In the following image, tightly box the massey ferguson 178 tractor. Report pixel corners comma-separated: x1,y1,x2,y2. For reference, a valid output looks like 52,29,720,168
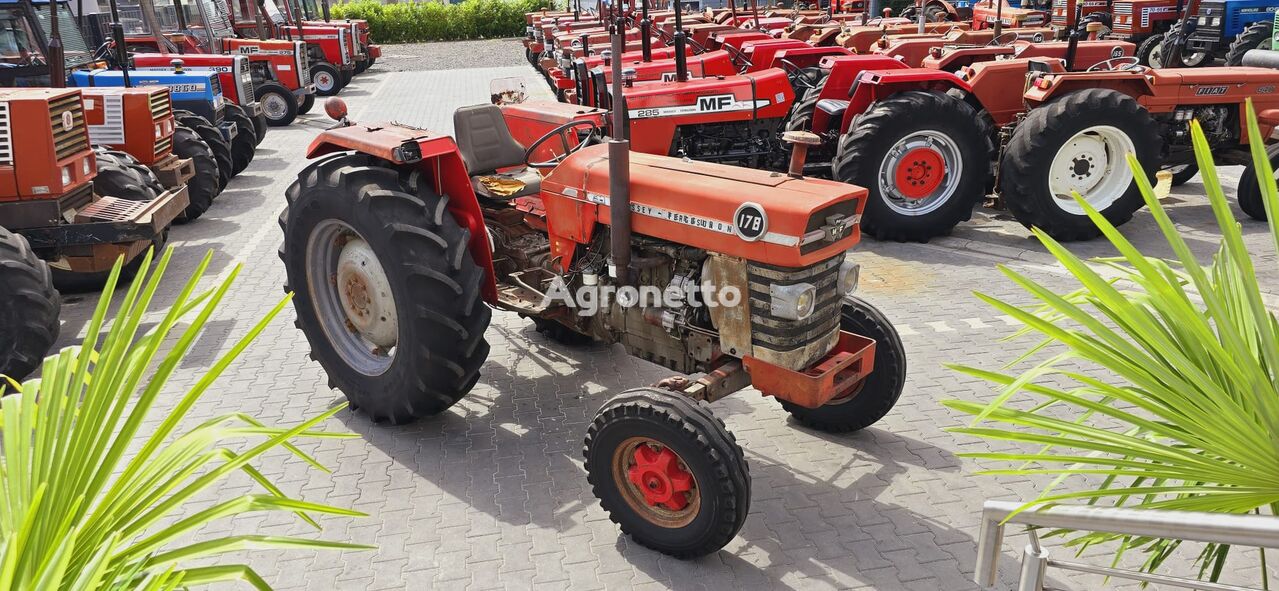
0,87,186,379
281,29,906,557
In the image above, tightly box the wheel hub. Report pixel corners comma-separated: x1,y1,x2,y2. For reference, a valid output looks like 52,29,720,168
893,146,946,200
263,94,289,120
627,443,694,511
1048,125,1134,215
335,237,397,349
316,73,334,91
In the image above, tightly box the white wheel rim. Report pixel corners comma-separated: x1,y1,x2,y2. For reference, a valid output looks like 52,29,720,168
876,130,964,216
316,72,335,91
1048,124,1135,216
262,93,290,120
307,220,398,375
1181,51,1209,66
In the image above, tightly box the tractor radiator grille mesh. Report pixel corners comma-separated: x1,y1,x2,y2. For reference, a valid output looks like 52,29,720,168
1052,0,1068,24
0,102,10,165
149,89,172,122
49,93,89,161
154,135,172,159
747,255,843,358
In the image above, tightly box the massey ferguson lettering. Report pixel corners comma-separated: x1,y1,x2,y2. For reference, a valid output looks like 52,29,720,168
628,95,770,119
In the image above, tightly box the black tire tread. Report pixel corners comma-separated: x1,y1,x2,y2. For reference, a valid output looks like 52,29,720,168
0,227,59,382
280,152,491,424
1237,143,1279,221
1000,88,1159,240
93,148,163,202
833,90,993,242
1226,21,1271,66
584,388,750,558
256,82,300,126
171,126,220,222
223,103,258,175
778,296,906,433
174,110,232,188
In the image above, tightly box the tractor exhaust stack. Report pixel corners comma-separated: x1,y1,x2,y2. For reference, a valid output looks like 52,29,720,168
607,16,631,284
1063,0,1083,70
672,0,688,82
640,0,651,61
322,0,331,21
750,0,760,30
993,0,1003,36
105,0,131,86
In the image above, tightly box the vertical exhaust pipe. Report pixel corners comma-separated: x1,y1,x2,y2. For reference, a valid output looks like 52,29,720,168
640,0,651,60
607,16,631,284
916,0,925,33
751,0,760,29
673,0,687,80
106,0,130,85
48,0,65,87
993,0,1003,36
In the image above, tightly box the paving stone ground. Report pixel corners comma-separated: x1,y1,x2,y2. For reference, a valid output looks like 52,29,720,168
49,40,1279,590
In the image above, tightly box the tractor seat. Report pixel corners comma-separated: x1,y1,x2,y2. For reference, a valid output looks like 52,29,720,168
453,104,542,200
816,99,849,121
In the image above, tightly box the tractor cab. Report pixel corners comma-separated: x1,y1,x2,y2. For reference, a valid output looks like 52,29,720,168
0,0,96,86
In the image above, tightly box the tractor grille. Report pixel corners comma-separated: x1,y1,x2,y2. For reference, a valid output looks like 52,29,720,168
49,93,89,161
1113,2,1133,33
154,135,172,158
1192,0,1225,38
0,101,11,165
209,76,223,99
747,255,843,362
236,57,255,106
149,89,172,121
1052,0,1069,25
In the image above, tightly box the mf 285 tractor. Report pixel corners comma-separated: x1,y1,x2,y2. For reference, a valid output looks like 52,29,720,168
0,88,186,379
281,29,906,557
250,0,356,95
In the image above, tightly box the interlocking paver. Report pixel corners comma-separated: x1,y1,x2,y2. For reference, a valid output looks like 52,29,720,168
43,39,1279,590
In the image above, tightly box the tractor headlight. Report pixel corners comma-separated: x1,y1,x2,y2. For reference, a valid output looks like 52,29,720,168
1197,15,1208,25
770,282,816,321
837,260,860,296
61,165,72,186
1211,16,1221,26
82,158,91,176
155,123,163,139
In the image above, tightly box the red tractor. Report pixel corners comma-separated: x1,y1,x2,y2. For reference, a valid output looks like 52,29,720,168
0,87,187,379
233,0,355,95
120,0,316,127
1107,0,1185,63
282,39,905,552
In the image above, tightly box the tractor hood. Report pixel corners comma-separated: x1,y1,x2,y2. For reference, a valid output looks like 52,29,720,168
541,144,866,268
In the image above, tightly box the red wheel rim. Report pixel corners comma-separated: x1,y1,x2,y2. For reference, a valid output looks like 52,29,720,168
612,437,700,527
893,146,946,200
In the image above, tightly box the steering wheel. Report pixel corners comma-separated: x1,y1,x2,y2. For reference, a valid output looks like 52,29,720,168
1087,56,1142,72
723,42,753,70
987,31,1020,46
780,58,821,92
525,119,603,169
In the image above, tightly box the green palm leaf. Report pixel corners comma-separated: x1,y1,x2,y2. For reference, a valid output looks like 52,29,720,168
946,100,1279,583
0,248,373,590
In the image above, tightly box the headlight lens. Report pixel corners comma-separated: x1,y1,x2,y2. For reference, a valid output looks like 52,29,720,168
770,282,817,321
1197,16,1208,25
62,165,72,186
82,158,91,176
837,260,860,296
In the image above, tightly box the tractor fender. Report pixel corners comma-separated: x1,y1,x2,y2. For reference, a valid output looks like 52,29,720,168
306,125,498,304
930,0,963,21
835,69,973,135
1022,71,1155,109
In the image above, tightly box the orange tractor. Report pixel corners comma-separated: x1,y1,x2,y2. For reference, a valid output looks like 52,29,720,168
0,87,186,380
280,27,906,554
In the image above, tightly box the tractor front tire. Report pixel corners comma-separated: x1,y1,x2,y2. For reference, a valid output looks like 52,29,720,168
1000,88,1160,240
171,126,221,222
174,113,232,189
833,90,992,242
223,103,258,176
0,228,59,382
252,111,268,145
257,82,299,127
777,296,905,433
1166,161,1199,187
298,93,316,115
339,67,353,88
584,388,750,558
93,148,163,202
281,152,491,424
1237,143,1279,221
311,62,343,96
1226,21,1271,66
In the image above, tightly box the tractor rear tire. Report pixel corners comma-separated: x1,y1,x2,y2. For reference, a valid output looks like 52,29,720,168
223,103,258,176
584,388,750,558
1000,88,1159,240
174,113,233,189
1156,24,1210,67
1166,161,1199,186
311,62,342,96
281,152,491,424
1226,21,1271,66
298,93,316,115
252,111,268,145
1135,34,1162,66
171,126,220,223
93,148,163,202
0,227,59,382
833,90,992,242
777,296,905,433
257,82,299,127
785,71,827,132
1237,143,1279,221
